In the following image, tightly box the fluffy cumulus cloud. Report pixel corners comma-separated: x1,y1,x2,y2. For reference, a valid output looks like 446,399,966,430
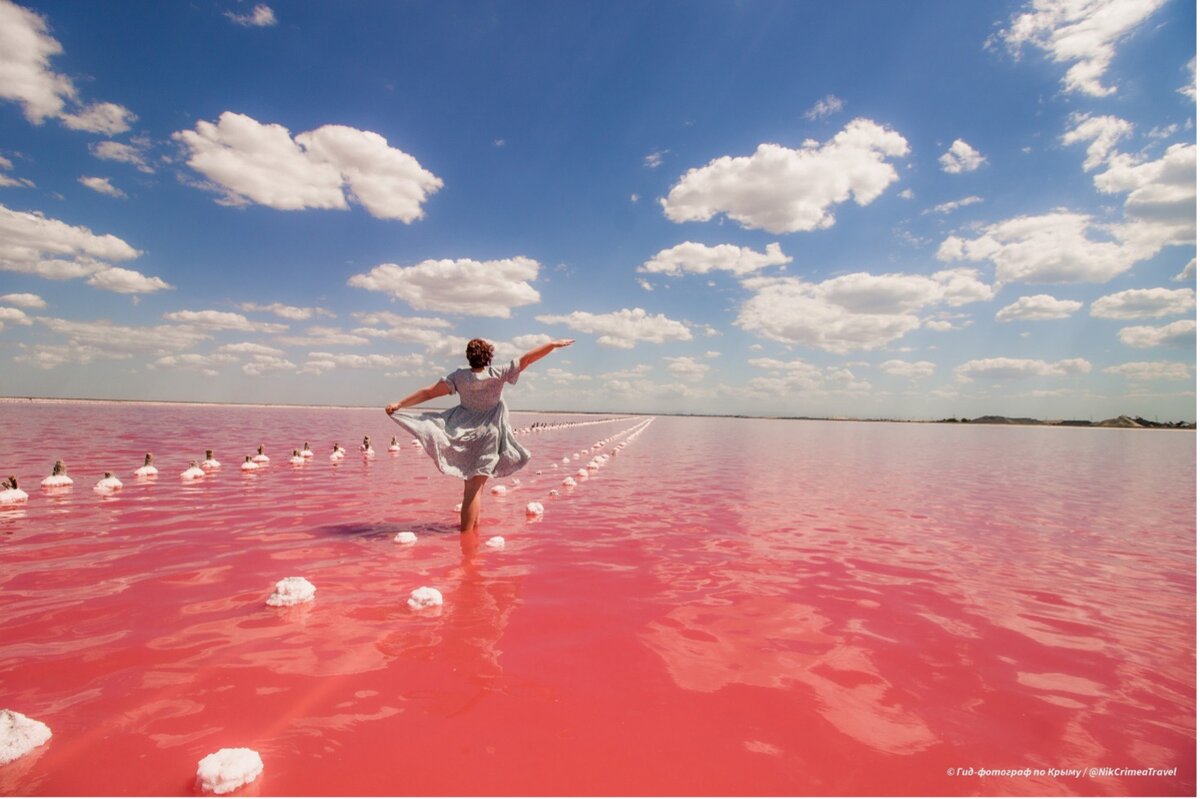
151,352,238,376
996,0,1169,97
1090,288,1195,319
535,307,692,349
1062,113,1133,171
0,305,32,331
0,292,46,308
995,294,1083,322
638,242,791,277
746,357,872,397
736,269,992,354
878,359,936,379
1174,258,1196,283
239,301,334,321
938,139,985,174
0,0,135,131
939,210,1144,284
87,266,171,294
91,139,154,173
173,112,443,222
217,342,285,358
955,357,1092,381
0,202,170,292
274,326,368,347
162,310,287,333
1117,320,1196,349
348,256,540,318
32,316,212,360
1103,361,1192,381
79,176,126,198
225,4,276,26
1096,144,1196,257
660,118,909,234
299,351,424,375
663,356,710,382
926,196,983,215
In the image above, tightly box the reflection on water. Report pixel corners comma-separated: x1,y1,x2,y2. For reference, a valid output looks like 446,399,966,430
0,404,1193,795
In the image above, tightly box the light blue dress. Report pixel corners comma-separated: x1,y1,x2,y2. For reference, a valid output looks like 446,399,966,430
389,359,531,480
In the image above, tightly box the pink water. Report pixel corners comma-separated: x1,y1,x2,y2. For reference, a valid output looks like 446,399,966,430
0,401,1194,796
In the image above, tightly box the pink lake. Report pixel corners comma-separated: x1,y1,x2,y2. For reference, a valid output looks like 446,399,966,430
0,400,1194,796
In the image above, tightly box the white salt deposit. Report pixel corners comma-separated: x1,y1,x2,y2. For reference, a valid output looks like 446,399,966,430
241,458,259,471
394,531,417,545
562,476,576,487
575,469,589,481
526,502,544,517
485,536,505,550
490,484,508,496
40,474,72,488
134,465,158,477
454,502,463,512
561,456,570,464
407,586,443,610
266,577,315,607
0,709,51,765
548,489,559,497
181,463,206,480
93,474,123,494
196,747,263,795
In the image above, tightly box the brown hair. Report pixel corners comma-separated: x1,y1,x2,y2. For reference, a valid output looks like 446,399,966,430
466,338,494,369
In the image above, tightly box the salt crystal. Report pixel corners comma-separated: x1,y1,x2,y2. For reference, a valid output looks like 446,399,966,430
394,531,417,545
407,586,443,610
526,502,544,517
485,536,505,550
0,710,51,766
548,489,559,497
196,747,263,795
490,484,508,496
266,577,315,607
562,477,576,487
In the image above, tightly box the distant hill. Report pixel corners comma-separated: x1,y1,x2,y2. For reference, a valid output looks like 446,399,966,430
936,414,1195,430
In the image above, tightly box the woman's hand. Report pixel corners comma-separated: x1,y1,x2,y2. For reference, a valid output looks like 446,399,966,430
385,402,398,416
552,339,575,348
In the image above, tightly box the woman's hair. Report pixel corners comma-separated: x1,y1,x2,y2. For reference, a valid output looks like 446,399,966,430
466,338,494,369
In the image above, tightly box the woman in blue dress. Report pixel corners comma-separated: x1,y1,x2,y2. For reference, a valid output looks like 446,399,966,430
386,337,574,532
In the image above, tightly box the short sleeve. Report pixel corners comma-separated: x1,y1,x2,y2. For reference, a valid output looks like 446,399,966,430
440,373,457,395
501,358,521,385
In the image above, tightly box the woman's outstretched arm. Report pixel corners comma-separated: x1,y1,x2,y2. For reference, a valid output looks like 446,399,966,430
519,339,574,372
385,380,452,415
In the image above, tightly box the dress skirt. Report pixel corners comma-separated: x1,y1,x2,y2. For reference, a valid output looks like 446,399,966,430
389,398,530,480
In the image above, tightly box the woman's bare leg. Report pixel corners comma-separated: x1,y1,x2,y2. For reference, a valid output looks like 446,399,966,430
461,475,488,533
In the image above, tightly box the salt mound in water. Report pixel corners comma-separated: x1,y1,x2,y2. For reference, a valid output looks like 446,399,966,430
548,489,559,497
490,484,508,496
394,531,417,545
561,476,576,487
0,710,51,766
196,747,263,795
266,577,315,607
485,536,505,550
408,586,443,610
526,502,544,518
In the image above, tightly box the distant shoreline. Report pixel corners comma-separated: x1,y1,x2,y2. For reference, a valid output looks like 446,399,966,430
1,396,1193,429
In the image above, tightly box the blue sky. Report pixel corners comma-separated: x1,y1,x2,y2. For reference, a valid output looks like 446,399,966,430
0,0,1195,420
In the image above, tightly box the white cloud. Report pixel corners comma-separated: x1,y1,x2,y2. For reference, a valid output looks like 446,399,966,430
0,154,33,188
638,241,791,277
736,268,992,354
242,355,295,376
926,196,983,215
79,176,126,198
995,294,1083,322
535,307,692,349
0,306,32,329
216,341,285,358
644,150,666,168
1173,258,1195,283
898,189,914,200
60,102,137,135
663,356,710,382
746,357,872,396
1117,320,1196,349
1181,57,1196,102
1090,287,1195,319
162,309,287,333
225,4,276,26
996,0,1168,97
238,301,334,320
661,118,909,234
274,326,368,347
1097,144,1196,257
15,342,125,369
1061,113,1133,170
299,351,424,375
348,256,540,318
804,94,844,121
0,292,45,308
636,277,653,291
0,202,150,284
87,266,172,294
151,352,238,374
939,139,985,174
955,357,1092,380
35,316,212,355
0,0,134,130
173,112,443,222
1103,361,1192,381
939,210,1142,284
90,139,153,173
878,359,936,379
630,193,640,203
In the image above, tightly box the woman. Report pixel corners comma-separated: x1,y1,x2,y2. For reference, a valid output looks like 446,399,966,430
386,337,574,533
